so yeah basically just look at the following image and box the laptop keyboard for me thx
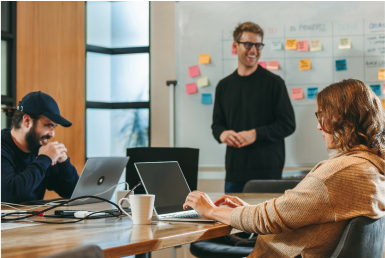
[173,213,202,219]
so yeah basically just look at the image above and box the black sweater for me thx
[1,128,79,204]
[211,67,296,182]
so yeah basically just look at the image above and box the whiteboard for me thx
[175,1,385,168]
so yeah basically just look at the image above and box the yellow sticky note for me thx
[382,99,385,109]
[285,39,297,50]
[199,54,210,64]
[310,40,322,51]
[339,38,351,49]
[197,76,209,88]
[299,59,311,70]
[378,69,385,81]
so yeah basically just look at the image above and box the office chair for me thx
[242,179,302,193]
[42,245,103,258]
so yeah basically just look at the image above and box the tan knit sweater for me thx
[230,147,385,258]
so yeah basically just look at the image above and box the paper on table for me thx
[266,61,279,70]
[199,54,210,64]
[258,61,266,69]
[297,40,309,52]
[307,87,318,99]
[310,40,322,51]
[188,65,200,77]
[271,40,283,50]
[370,85,381,96]
[339,38,351,49]
[1,223,39,230]
[299,59,311,70]
[285,39,297,50]
[201,93,212,105]
[378,69,385,81]
[335,60,347,71]
[186,83,198,94]
[197,76,209,88]
[291,88,304,100]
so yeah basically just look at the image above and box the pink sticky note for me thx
[231,45,237,55]
[297,40,309,52]
[291,88,304,100]
[266,61,279,70]
[258,61,266,68]
[188,65,200,77]
[383,84,385,94]
[186,83,198,94]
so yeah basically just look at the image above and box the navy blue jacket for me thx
[1,128,79,204]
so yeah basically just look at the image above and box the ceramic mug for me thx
[119,194,155,225]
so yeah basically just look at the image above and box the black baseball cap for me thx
[16,91,72,127]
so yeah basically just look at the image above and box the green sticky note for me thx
[271,40,282,50]
[197,76,209,88]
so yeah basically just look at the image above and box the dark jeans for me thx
[225,181,247,193]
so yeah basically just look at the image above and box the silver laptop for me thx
[134,161,214,222]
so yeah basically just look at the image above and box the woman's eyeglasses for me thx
[237,41,265,50]
[315,111,322,120]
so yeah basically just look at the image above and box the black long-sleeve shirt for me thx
[1,128,79,204]
[211,67,296,182]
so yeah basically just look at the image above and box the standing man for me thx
[212,22,296,193]
[1,91,79,204]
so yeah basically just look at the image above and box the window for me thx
[1,1,16,129]
[86,2,150,194]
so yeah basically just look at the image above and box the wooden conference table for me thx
[1,193,281,258]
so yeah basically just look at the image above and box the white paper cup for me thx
[119,194,155,225]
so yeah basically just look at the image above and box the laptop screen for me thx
[135,161,193,215]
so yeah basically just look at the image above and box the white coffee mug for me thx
[119,194,155,225]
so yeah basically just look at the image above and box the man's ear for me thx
[23,114,33,129]
[232,42,238,54]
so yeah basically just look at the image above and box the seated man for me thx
[1,91,79,204]
[184,79,385,257]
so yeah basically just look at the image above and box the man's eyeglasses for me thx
[237,42,265,50]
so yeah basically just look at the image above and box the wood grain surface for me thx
[16,1,86,199]
[1,193,281,258]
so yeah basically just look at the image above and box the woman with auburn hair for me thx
[184,79,385,258]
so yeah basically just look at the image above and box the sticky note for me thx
[382,99,385,109]
[307,87,318,99]
[201,93,212,105]
[370,85,381,96]
[297,40,309,52]
[271,40,283,50]
[197,76,209,88]
[310,40,322,51]
[258,61,266,69]
[339,38,351,49]
[186,83,198,94]
[231,45,237,55]
[188,65,200,77]
[299,59,311,70]
[335,60,347,71]
[383,84,385,94]
[379,69,385,81]
[199,54,210,64]
[267,61,279,70]
[285,39,297,50]
[291,88,304,100]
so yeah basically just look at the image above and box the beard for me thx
[25,121,51,154]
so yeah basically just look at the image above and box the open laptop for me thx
[134,161,214,222]
[24,157,130,206]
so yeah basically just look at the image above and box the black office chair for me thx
[190,180,300,258]
[42,245,103,258]
[330,216,385,258]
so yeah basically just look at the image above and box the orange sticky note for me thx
[297,40,309,52]
[199,54,210,64]
[291,88,304,100]
[382,99,385,109]
[285,39,297,50]
[186,83,198,94]
[258,61,266,69]
[299,59,311,70]
[266,61,279,70]
[378,69,385,81]
[188,65,200,77]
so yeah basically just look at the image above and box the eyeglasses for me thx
[237,42,265,50]
[315,111,322,120]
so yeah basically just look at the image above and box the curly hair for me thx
[316,79,385,156]
[1,107,39,129]
[233,22,264,42]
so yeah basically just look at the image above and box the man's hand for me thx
[220,130,244,148]
[38,141,68,166]
[183,191,217,219]
[56,152,68,164]
[238,129,257,147]
[214,195,250,208]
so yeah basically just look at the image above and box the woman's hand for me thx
[183,191,217,219]
[214,195,250,208]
